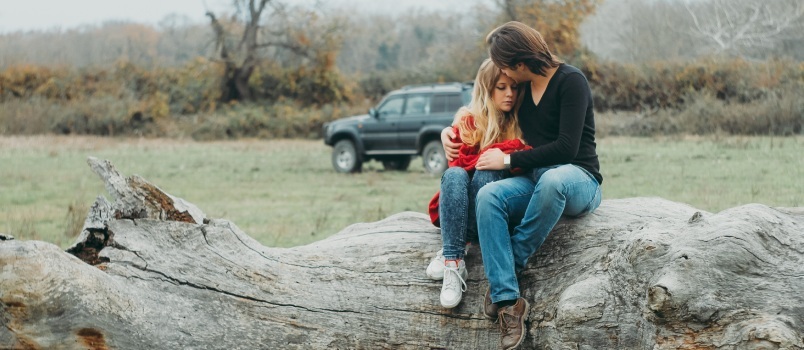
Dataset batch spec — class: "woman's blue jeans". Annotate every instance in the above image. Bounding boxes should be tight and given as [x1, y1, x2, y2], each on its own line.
[476, 164, 602, 303]
[439, 168, 507, 260]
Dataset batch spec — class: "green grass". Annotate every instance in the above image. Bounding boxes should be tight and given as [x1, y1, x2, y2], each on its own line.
[600, 135, 804, 211]
[1, 135, 802, 249]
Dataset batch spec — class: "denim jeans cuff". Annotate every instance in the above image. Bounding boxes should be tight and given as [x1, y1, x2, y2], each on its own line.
[442, 253, 464, 260]
[491, 292, 520, 304]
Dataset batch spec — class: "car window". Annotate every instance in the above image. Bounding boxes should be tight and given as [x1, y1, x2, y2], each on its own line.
[461, 88, 472, 106]
[430, 93, 462, 114]
[377, 96, 404, 117]
[445, 94, 464, 113]
[404, 95, 430, 115]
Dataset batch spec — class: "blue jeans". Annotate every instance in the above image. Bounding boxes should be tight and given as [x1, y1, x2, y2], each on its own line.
[476, 164, 602, 303]
[439, 168, 507, 260]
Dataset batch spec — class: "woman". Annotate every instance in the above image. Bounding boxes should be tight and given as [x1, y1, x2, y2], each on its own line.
[425, 58, 530, 309]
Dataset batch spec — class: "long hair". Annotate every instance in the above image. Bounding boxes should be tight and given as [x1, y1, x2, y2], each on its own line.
[457, 58, 523, 150]
[486, 21, 562, 77]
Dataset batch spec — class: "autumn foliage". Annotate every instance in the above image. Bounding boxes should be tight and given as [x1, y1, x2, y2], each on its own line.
[499, 0, 599, 57]
[0, 0, 801, 138]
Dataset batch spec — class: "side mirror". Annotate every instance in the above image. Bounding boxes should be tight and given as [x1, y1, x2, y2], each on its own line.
[369, 108, 378, 118]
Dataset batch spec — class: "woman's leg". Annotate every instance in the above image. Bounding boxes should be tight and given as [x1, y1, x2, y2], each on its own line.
[439, 167, 471, 260]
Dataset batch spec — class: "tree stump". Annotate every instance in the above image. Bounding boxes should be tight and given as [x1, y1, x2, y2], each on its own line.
[1, 158, 802, 349]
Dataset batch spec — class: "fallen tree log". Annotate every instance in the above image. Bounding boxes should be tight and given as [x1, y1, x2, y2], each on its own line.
[1, 157, 803, 349]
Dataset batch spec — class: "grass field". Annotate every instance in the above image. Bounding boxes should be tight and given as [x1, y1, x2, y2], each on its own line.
[1, 135, 802, 248]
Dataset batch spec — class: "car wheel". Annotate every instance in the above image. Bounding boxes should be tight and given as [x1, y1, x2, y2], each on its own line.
[332, 139, 362, 173]
[422, 140, 447, 175]
[382, 156, 412, 171]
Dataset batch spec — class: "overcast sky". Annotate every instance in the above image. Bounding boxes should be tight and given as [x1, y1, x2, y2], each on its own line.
[0, 0, 483, 33]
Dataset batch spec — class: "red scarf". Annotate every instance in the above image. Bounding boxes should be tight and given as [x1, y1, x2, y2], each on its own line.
[428, 121, 531, 227]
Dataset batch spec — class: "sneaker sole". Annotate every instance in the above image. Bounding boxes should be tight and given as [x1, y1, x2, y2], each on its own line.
[503, 299, 529, 350]
[440, 295, 462, 309]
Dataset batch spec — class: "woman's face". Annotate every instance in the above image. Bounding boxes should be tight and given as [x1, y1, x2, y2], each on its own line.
[492, 74, 518, 112]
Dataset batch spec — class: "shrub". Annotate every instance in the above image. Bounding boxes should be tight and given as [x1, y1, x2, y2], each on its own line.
[188, 101, 370, 141]
[576, 57, 799, 112]
[0, 57, 801, 138]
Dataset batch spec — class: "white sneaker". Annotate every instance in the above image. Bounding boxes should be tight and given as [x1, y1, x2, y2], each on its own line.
[426, 249, 446, 280]
[440, 259, 467, 309]
[426, 247, 471, 280]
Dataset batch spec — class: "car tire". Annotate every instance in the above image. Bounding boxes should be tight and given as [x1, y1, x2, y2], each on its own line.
[382, 156, 412, 171]
[332, 139, 362, 173]
[422, 140, 448, 175]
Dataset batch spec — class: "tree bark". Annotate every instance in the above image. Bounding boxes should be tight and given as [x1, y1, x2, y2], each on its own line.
[1, 158, 803, 349]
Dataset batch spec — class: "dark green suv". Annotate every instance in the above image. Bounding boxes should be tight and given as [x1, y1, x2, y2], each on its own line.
[323, 82, 472, 174]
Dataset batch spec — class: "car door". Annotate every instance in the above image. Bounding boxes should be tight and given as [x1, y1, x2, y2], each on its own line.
[360, 95, 405, 152]
[396, 94, 431, 152]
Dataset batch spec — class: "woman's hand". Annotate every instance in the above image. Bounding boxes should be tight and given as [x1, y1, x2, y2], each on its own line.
[476, 148, 505, 170]
[441, 127, 460, 162]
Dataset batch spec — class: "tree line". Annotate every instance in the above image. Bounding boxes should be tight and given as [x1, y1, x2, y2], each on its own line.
[0, 0, 801, 138]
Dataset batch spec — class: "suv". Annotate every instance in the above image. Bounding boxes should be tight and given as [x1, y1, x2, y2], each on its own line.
[323, 82, 472, 174]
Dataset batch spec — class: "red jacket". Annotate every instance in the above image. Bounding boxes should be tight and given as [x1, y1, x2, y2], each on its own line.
[428, 120, 531, 227]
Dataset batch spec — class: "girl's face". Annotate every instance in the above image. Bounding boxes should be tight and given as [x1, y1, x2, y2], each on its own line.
[492, 74, 518, 112]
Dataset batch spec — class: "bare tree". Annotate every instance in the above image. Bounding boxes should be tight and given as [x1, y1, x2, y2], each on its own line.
[580, 0, 804, 62]
[497, 0, 519, 21]
[205, 0, 348, 102]
[683, 0, 803, 58]
[206, 0, 271, 101]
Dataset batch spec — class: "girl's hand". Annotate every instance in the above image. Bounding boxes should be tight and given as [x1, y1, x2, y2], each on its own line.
[441, 127, 460, 161]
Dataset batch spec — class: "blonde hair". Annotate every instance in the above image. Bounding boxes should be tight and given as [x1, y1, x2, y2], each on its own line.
[457, 58, 523, 150]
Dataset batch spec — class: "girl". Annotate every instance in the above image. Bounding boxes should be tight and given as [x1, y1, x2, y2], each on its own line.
[426, 58, 530, 308]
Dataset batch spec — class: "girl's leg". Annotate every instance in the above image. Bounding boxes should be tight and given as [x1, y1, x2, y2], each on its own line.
[439, 167, 471, 259]
[438, 167, 474, 308]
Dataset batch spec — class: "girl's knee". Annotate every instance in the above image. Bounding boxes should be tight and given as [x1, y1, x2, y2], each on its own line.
[443, 167, 469, 179]
[471, 169, 506, 185]
[442, 167, 469, 183]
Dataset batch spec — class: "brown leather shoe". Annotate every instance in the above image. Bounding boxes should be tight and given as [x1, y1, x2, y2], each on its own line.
[498, 298, 529, 350]
[483, 288, 498, 320]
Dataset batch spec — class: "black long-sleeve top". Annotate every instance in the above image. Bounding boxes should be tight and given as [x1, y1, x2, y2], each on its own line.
[510, 64, 603, 184]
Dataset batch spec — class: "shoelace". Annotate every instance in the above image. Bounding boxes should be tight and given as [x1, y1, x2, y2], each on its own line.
[499, 309, 517, 334]
[443, 265, 467, 292]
